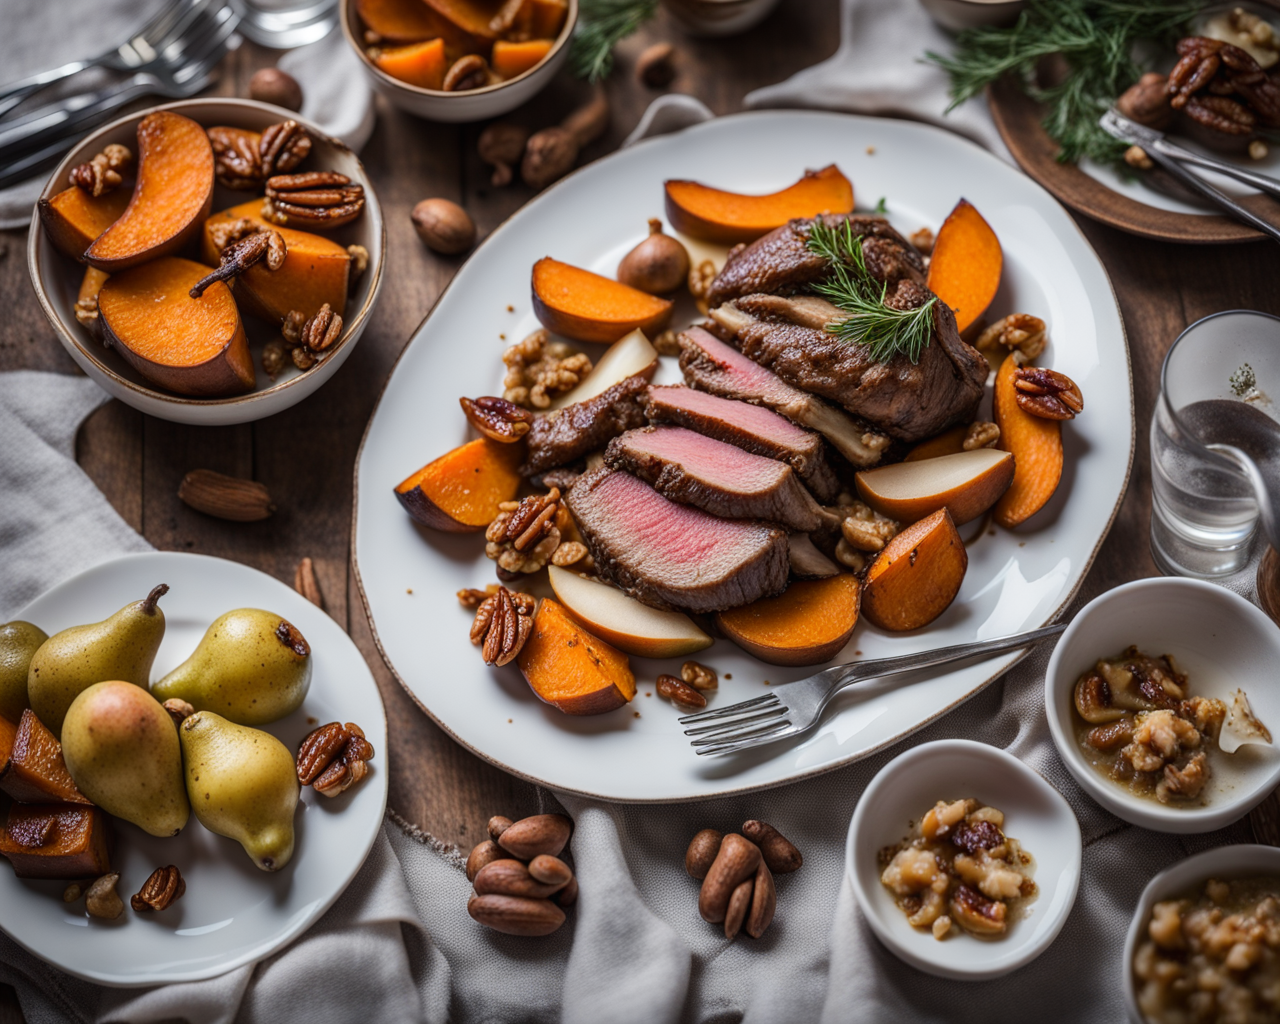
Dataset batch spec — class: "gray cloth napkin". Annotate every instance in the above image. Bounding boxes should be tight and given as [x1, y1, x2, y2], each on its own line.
[0, 0, 373, 229]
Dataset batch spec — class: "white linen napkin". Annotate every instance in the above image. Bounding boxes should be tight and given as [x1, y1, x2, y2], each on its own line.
[0, 1, 373, 230]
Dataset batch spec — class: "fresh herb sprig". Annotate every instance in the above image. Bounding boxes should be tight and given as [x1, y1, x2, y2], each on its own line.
[570, 0, 659, 81]
[806, 219, 937, 365]
[926, 0, 1202, 168]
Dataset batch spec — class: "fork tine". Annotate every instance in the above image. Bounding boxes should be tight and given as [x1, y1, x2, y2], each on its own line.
[694, 722, 795, 757]
[678, 694, 778, 725]
[683, 706, 788, 737]
[690, 710, 789, 746]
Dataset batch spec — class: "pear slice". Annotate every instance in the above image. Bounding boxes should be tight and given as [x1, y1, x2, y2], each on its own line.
[854, 449, 1015, 526]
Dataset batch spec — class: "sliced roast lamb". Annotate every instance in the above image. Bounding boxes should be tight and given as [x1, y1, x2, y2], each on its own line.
[678, 326, 888, 467]
[642, 384, 840, 502]
[564, 467, 789, 612]
[520, 370, 655, 476]
[604, 426, 837, 532]
[703, 214, 988, 442]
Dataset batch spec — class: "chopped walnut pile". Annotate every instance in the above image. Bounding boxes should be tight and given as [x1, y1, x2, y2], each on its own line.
[484, 488, 592, 578]
[880, 798, 1035, 941]
[828, 494, 899, 572]
[687, 259, 718, 314]
[653, 329, 681, 356]
[502, 329, 592, 409]
[1134, 877, 1280, 1023]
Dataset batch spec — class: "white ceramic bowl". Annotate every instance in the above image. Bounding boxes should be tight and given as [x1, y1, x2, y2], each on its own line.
[1045, 577, 1280, 834]
[661, 0, 782, 36]
[847, 739, 1082, 980]
[28, 98, 385, 426]
[342, 0, 577, 123]
[1122, 844, 1280, 1024]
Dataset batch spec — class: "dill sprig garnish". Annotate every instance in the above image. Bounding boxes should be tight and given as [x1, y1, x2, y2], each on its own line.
[805, 219, 937, 365]
[926, 0, 1202, 168]
[570, 0, 659, 81]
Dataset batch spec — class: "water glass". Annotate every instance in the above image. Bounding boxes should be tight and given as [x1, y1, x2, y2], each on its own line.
[1150, 310, 1280, 578]
[231, 0, 338, 48]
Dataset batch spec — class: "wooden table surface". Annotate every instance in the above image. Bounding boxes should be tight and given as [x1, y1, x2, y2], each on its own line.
[3, 0, 1280, 1016]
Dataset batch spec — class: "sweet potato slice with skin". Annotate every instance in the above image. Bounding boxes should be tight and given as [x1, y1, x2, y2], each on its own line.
[395, 438, 523, 531]
[0, 804, 112, 880]
[375, 38, 448, 90]
[357, 0, 482, 48]
[926, 199, 1002, 335]
[517, 599, 636, 715]
[492, 39, 554, 78]
[529, 0, 567, 37]
[0, 710, 92, 805]
[664, 165, 854, 245]
[532, 258, 673, 343]
[85, 111, 214, 273]
[716, 575, 860, 666]
[98, 257, 253, 397]
[861, 509, 967, 632]
[37, 185, 131, 262]
[203, 199, 351, 324]
[904, 426, 966, 462]
[993, 354, 1063, 529]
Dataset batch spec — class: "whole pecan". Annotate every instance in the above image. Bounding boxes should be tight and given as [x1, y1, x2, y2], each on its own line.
[189, 230, 287, 298]
[1168, 37, 1226, 109]
[264, 172, 365, 229]
[297, 721, 375, 797]
[656, 673, 707, 710]
[1185, 94, 1256, 134]
[460, 396, 533, 442]
[470, 586, 535, 666]
[259, 119, 312, 177]
[499, 489, 562, 552]
[131, 865, 185, 911]
[299, 303, 343, 353]
[1013, 366, 1083, 420]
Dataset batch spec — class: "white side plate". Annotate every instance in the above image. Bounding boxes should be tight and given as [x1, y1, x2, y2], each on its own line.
[0, 552, 388, 986]
[353, 110, 1134, 802]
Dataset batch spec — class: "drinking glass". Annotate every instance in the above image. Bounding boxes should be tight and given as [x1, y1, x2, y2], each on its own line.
[231, 0, 337, 48]
[1151, 310, 1280, 578]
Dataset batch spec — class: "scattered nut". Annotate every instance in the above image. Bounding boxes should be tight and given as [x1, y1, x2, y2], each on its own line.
[295, 556, 324, 608]
[461, 395, 533, 442]
[444, 54, 490, 92]
[249, 67, 303, 111]
[656, 673, 707, 710]
[162, 698, 194, 725]
[458, 584, 500, 609]
[1124, 145, 1154, 170]
[502, 329, 592, 408]
[466, 839, 504, 882]
[617, 218, 690, 295]
[478, 122, 530, 186]
[497, 813, 572, 859]
[468, 893, 566, 936]
[834, 539, 866, 572]
[468, 814, 575, 935]
[742, 820, 803, 874]
[264, 170, 364, 229]
[909, 226, 935, 255]
[298, 303, 343, 353]
[681, 661, 717, 691]
[69, 144, 133, 197]
[687, 259, 718, 314]
[297, 721, 375, 797]
[347, 244, 370, 281]
[258, 120, 312, 178]
[636, 42, 676, 88]
[208, 216, 262, 253]
[685, 828, 723, 880]
[974, 313, 1046, 369]
[412, 198, 476, 255]
[209, 126, 268, 189]
[85, 873, 124, 919]
[292, 346, 317, 370]
[699, 834, 761, 924]
[550, 541, 589, 567]
[178, 469, 275, 522]
[469, 585, 536, 666]
[1013, 365, 1084, 420]
[745, 860, 776, 939]
[131, 865, 185, 911]
[189, 230, 287, 298]
[487, 815, 514, 842]
[262, 337, 289, 381]
[474, 858, 566, 899]
[1251, 139, 1270, 160]
[63, 882, 83, 903]
[527, 854, 573, 887]
[653, 329, 681, 356]
[521, 126, 578, 191]
[963, 421, 1000, 450]
[74, 295, 100, 332]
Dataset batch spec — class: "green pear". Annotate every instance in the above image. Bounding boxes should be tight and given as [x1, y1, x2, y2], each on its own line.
[152, 609, 311, 726]
[28, 584, 168, 737]
[179, 711, 299, 871]
[0, 621, 47, 723]
[62, 680, 190, 837]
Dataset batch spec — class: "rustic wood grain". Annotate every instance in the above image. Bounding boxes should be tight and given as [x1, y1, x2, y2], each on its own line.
[8, 0, 1280, 1015]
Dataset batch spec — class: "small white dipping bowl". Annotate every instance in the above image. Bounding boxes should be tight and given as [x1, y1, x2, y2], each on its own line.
[28, 98, 385, 426]
[1122, 844, 1280, 1024]
[847, 739, 1082, 981]
[1045, 577, 1280, 834]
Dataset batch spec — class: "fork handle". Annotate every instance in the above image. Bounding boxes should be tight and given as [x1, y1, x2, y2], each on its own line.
[0, 60, 93, 118]
[1145, 145, 1280, 245]
[833, 623, 1067, 689]
[1150, 135, 1280, 202]
[0, 79, 145, 162]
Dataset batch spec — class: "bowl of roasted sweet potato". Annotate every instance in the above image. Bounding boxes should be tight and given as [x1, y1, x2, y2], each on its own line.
[28, 98, 385, 426]
[341, 0, 576, 122]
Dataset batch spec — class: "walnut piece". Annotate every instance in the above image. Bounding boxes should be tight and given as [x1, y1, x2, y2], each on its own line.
[501, 329, 592, 408]
[963, 421, 1000, 450]
[835, 498, 900, 554]
[652, 329, 681, 356]
[975, 313, 1046, 368]
[132, 865, 185, 911]
[681, 661, 718, 691]
[470, 585, 536, 666]
[458, 583, 500, 608]
[687, 259, 718, 314]
[297, 721, 375, 797]
[69, 144, 133, 197]
[208, 216, 264, 253]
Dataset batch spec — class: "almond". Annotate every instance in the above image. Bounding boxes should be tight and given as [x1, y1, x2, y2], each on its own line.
[698, 834, 761, 924]
[178, 469, 275, 522]
[473, 858, 565, 899]
[741, 820, 802, 874]
[745, 860, 775, 939]
[685, 828, 723, 881]
[467, 893, 566, 936]
[527, 854, 573, 887]
[724, 877, 754, 940]
[497, 813, 572, 860]
[466, 840, 504, 883]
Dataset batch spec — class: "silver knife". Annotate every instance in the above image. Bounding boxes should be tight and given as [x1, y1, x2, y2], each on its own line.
[1099, 108, 1280, 243]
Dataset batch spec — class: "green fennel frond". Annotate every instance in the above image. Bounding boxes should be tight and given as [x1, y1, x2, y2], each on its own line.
[805, 219, 936, 365]
[570, 0, 659, 81]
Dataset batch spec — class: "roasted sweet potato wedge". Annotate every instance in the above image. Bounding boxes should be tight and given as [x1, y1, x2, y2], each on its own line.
[664, 165, 854, 244]
[518, 599, 636, 715]
[357, 0, 483, 49]
[531, 258, 673, 343]
[38, 185, 131, 262]
[716, 575, 860, 666]
[395, 438, 523, 531]
[0, 710, 92, 806]
[0, 803, 112, 880]
[926, 199, 1002, 335]
[861, 509, 967, 632]
[993, 354, 1063, 529]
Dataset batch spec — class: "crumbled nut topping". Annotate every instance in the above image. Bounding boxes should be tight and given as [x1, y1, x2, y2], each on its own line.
[975, 313, 1047, 369]
[502, 329, 592, 409]
[963, 421, 1000, 450]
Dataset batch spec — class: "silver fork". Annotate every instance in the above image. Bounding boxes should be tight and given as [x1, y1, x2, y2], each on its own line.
[679, 623, 1067, 756]
[0, 0, 239, 170]
[0, 0, 206, 119]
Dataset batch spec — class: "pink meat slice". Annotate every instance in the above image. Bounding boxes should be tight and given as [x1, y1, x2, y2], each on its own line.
[564, 467, 789, 612]
[643, 384, 839, 501]
[605, 426, 827, 531]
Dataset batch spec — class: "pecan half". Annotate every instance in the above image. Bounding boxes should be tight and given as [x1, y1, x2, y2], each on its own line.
[1013, 366, 1083, 420]
[264, 172, 365, 229]
[297, 721, 375, 797]
[189, 231, 287, 298]
[298, 303, 343, 353]
[460, 396, 533, 442]
[444, 54, 489, 92]
[259, 119, 312, 177]
[470, 586, 535, 666]
[1168, 37, 1226, 109]
[1185, 94, 1256, 134]
[209, 126, 265, 189]
[69, 143, 133, 197]
[656, 673, 707, 710]
[131, 865, 185, 911]
[975, 313, 1046, 367]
